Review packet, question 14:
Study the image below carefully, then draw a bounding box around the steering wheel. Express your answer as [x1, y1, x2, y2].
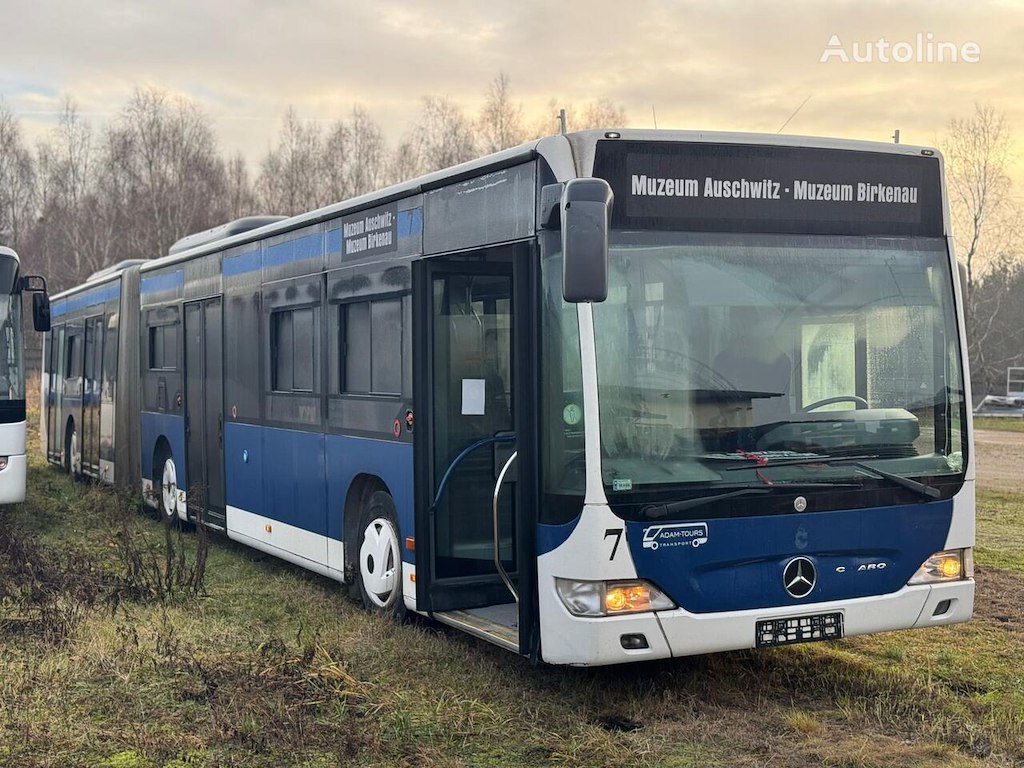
[800, 395, 870, 412]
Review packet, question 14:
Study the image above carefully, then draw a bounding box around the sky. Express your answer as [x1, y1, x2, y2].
[2, 0, 1023, 187]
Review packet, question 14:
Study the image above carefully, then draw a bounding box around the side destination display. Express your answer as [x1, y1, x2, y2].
[592, 140, 944, 237]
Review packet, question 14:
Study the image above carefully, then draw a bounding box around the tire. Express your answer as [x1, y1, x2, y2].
[64, 421, 80, 477]
[156, 449, 180, 523]
[356, 491, 406, 620]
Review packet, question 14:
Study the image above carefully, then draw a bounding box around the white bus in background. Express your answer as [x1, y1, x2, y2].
[0, 245, 49, 503]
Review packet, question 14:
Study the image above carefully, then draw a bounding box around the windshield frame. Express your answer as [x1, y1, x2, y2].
[540, 229, 968, 522]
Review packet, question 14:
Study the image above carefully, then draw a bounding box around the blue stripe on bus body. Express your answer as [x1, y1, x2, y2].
[326, 229, 343, 254]
[139, 411, 187, 491]
[264, 233, 323, 269]
[224, 423, 415, 563]
[398, 208, 422, 237]
[624, 499, 955, 614]
[140, 271, 184, 295]
[223, 249, 261, 277]
[52, 283, 120, 319]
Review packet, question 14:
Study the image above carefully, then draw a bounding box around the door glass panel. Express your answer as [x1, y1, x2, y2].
[185, 303, 204, 510]
[432, 272, 514, 579]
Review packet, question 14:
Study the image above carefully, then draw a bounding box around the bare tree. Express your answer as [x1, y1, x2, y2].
[407, 96, 477, 174]
[257, 108, 325, 215]
[345, 106, 387, 196]
[23, 100, 115, 290]
[389, 139, 422, 185]
[102, 88, 231, 260]
[225, 152, 258, 218]
[0, 102, 37, 248]
[577, 98, 629, 130]
[478, 73, 526, 153]
[943, 104, 1022, 394]
[322, 105, 388, 203]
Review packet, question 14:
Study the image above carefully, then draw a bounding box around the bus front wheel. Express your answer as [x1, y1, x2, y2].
[356, 491, 406, 620]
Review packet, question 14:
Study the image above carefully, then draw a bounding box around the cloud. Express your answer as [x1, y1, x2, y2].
[1, 0, 1022, 187]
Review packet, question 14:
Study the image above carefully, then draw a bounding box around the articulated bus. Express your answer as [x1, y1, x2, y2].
[0, 246, 49, 504]
[42, 131, 974, 665]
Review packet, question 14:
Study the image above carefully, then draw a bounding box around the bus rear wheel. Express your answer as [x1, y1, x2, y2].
[64, 422, 80, 477]
[156, 451, 180, 523]
[356, 491, 406, 620]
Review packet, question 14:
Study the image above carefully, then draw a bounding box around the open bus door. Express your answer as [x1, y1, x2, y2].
[413, 244, 538, 657]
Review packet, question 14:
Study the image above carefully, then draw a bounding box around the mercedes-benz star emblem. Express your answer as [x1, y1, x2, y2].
[783, 557, 816, 598]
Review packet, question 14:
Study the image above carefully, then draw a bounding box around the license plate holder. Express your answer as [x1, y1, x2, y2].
[756, 612, 844, 648]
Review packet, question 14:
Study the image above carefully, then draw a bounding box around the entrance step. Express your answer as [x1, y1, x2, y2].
[434, 603, 518, 652]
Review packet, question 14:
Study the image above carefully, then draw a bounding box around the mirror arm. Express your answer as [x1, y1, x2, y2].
[19, 274, 49, 294]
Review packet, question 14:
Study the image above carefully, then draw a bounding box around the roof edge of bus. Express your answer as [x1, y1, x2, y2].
[51, 258, 151, 301]
[0, 246, 19, 262]
[136, 128, 944, 274]
[563, 128, 941, 156]
[87, 259, 152, 283]
[168, 216, 289, 256]
[140, 138, 555, 272]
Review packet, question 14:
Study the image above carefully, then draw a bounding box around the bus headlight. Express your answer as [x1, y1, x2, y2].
[0, 456, 7, 471]
[907, 548, 973, 585]
[555, 578, 675, 617]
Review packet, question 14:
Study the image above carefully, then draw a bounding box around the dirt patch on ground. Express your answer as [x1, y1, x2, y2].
[973, 565, 1024, 632]
[974, 429, 1024, 492]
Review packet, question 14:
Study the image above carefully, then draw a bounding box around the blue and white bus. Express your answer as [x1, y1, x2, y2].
[42, 131, 974, 665]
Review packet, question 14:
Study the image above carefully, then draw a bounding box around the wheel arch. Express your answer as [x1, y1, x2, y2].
[343, 473, 393, 583]
[152, 435, 173, 481]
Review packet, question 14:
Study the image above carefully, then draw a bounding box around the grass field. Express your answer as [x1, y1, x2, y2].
[2, 411, 1023, 766]
[974, 416, 1024, 433]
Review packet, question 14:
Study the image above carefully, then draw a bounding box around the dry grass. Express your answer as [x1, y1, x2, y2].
[974, 416, 1024, 433]
[2, 399, 1023, 766]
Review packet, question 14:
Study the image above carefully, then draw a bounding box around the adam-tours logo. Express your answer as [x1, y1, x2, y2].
[642, 522, 709, 551]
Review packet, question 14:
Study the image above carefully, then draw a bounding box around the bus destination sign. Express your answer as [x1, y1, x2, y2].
[592, 141, 944, 237]
[342, 202, 399, 259]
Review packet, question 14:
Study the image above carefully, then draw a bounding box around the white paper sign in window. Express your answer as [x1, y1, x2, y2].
[461, 378, 486, 415]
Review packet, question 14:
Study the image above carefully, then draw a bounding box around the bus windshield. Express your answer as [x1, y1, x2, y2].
[543, 231, 967, 506]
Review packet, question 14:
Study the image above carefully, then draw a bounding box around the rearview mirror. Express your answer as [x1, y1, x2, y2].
[32, 291, 51, 333]
[561, 178, 613, 303]
[21, 275, 51, 333]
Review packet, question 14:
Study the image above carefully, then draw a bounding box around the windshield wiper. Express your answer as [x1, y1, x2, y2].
[641, 488, 771, 519]
[715, 453, 878, 469]
[717, 454, 941, 500]
[638, 480, 868, 520]
[847, 461, 941, 500]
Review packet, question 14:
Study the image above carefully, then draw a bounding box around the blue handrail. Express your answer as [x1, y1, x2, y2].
[431, 433, 517, 511]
